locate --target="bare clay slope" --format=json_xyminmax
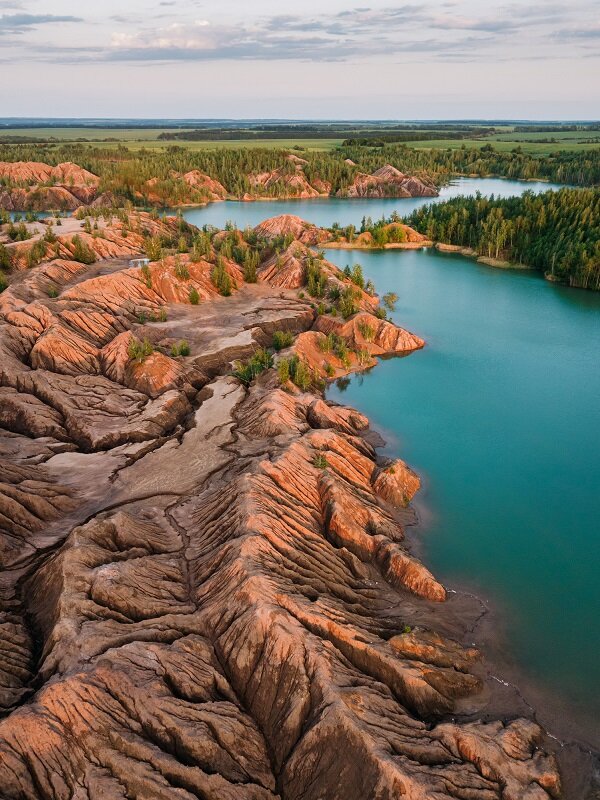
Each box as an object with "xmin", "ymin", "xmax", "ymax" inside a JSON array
[{"xmin": 0, "ymin": 211, "xmax": 562, "ymax": 799}]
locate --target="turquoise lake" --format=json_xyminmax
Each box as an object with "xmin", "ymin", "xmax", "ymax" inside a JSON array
[
  {"xmin": 178, "ymin": 176, "xmax": 560, "ymax": 229},
  {"xmin": 181, "ymin": 178, "xmax": 600, "ymax": 741}
]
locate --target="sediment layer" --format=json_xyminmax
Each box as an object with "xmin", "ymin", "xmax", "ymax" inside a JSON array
[{"xmin": 0, "ymin": 211, "xmax": 563, "ymax": 799}]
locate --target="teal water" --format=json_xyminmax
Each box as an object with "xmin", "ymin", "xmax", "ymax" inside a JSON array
[
  {"xmin": 179, "ymin": 177, "xmax": 562, "ymax": 230},
  {"xmin": 179, "ymin": 178, "xmax": 599, "ymax": 737},
  {"xmin": 326, "ymin": 249, "xmax": 600, "ymax": 730}
]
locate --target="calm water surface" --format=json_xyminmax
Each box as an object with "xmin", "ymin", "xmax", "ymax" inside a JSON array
[
  {"xmin": 180, "ymin": 176, "xmax": 561, "ymax": 229},
  {"xmin": 181, "ymin": 178, "xmax": 600, "ymax": 736},
  {"xmin": 327, "ymin": 250, "xmax": 600, "ymax": 731}
]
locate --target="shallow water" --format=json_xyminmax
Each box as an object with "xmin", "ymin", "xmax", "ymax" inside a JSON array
[{"xmin": 179, "ymin": 177, "xmax": 600, "ymax": 742}]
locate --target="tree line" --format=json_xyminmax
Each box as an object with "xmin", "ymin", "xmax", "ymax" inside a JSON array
[
  {"xmin": 404, "ymin": 188, "xmax": 600, "ymax": 290},
  {"xmin": 0, "ymin": 141, "xmax": 599, "ymax": 204}
]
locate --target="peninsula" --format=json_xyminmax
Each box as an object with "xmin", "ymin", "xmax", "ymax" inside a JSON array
[{"xmin": 0, "ymin": 207, "xmax": 569, "ymax": 799}]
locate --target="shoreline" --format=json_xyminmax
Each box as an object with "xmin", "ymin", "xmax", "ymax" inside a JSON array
[
  {"xmin": 324, "ymin": 370, "xmax": 600, "ymax": 800},
  {"xmin": 434, "ymin": 242, "xmax": 537, "ymax": 270},
  {"xmin": 321, "ymin": 240, "xmax": 433, "ymax": 251},
  {"xmin": 339, "ymin": 402, "xmax": 600, "ymax": 797},
  {"xmin": 1, "ymin": 207, "xmax": 594, "ymax": 797}
]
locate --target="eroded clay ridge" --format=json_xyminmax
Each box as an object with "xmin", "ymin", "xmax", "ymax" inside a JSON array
[
  {"xmin": 0, "ymin": 211, "xmax": 560, "ymax": 799},
  {"xmin": 0, "ymin": 158, "xmax": 437, "ymax": 210}
]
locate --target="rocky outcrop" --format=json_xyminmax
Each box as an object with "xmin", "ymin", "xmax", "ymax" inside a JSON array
[
  {"xmin": 314, "ymin": 311, "xmax": 425, "ymax": 355},
  {"xmin": 0, "ymin": 212, "xmax": 566, "ymax": 800},
  {"xmin": 142, "ymin": 170, "xmax": 228, "ymax": 205},
  {"xmin": 0, "ymin": 161, "xmax": 100, "ymax": 210},
  {"xmin": 0, "ymin": 159, "xmax": 438, "ymax": 211},
  {"xmin": 338, "ymin": 164, "xmax": 437, "ymax": 199},
  {"xmin": 6, "ymin": 210, "xmax": 184, "ymax": 272},
  {"xmin": 247, "ymin": 165, "xmax": 325, "ymax": 199},
  {"xmin": 374, "ymin": 459, "xmax": 421, "ymax": 507},
  {"xmin": 254, "ymin": 214, "xmax": 329, "ymax": 246}
]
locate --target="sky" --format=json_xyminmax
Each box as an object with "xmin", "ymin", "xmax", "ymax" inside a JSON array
[{"xmin": 0, "ymin": 0, "xmax": 599, "ymax": 119}]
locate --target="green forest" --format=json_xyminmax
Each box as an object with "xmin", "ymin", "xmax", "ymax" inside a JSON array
[
  {"xmin": 1, "ymin": 142, "xmax": 599, "ymax": 203},
  {"xmin": 404, "ymin": 188, "xmax": 600, "ymax": 290}
]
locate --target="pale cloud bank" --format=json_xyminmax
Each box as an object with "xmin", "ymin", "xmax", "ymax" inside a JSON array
[{"xmin": 0, "ymin": 0, "xmax": 598, "ymax": 117}]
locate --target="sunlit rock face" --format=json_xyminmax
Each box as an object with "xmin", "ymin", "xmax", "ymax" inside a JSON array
[{"xmin": 0, "ymin": 210, "xmax": 561, "ymax": 800}]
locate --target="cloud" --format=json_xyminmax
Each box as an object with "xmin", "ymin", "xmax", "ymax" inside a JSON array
[
  {"xmin": 96, "ymin": 6, "xmax": 491, "ymax": 64},
  {"xmin": 555, "ymin": 25, "xmax": 600, "ymax": 40},
  {"xmin": 0, "ymin": 12, "xmax": 82, "ymax": 35},
  {"xmin": 6, "ymin": 2, "xmax": 600, "ymax": 66}
]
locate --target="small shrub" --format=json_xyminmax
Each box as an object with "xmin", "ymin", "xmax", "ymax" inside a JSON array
[
  {"xmin": 402, "ymin": 625, "xmax": 412, "ymax": 635},
  {"xmin": 141, "ymin": 263, "xmax": 152, "ymax": 288},
  {"xmin": 313, "ymin": 453, "xmax": 328, "ymax": 470},
  {"xmin": 189, "ymin": 287, "xmax": 200, "ymax": 305},
  {"xmin": 171, "ymin": 340, "xmax": 190, "ymax": 357},
  {"xmin": 0, "ymin": 244, "xmax": 11, "ymax": 271},
  {"xmin": 43, "ymin": 225, "xmax": 57, "ymax": 244},
  {"xmin": 277, "ymin": 357, "xmax": 291, "ymax": 384},
  {"xmin": 71, "ymin": 235, "xmax": 96, "ymax": 264},
  {"xmin": 383, "ymin": 292, "xmax": 398, "ymax": 312},
  {"xmin": 128, "ymin": 337, "xmax": 154, "ymax": 362},
  {"xmin": 317, "ymin": 335, "xmax": 331, "ymax": 353},
  {"xmin": 357, "ymin": 320, "xmax": 375, "ymax": 341},
  {"xmin": 338, "ymin": 286, "xmax": 360, "ymax": 319},
  {"xmin": 174, "ymin": 259, "xmax": 190, "ymax": 280},
  {"xmin": 0, "ymin": 272, "xmax": 8, "ymax": 293},
  {"xmin": 144, "ymin": 236, "xmax": 163, "ymax": 261},
  {"xmin": 332, "ymin": 335, "xmax": 348, "ymax": 361},
  {"xmin": 8, "ymin": 222, "xmax": 31, "ymax": 242},
  {"xmin": 26, "ymin": 240, "xmax": 47, "ymax": 269},
  {"xmin": 47, "ymin": 285, "xmax": 58, "ymax": 298},
  {"xmin": 350, "ymin": 263, "xmax": 365, "ymax": 288},
  {"xmin": 306, "ymin": 258, "xmax": 327, "ymax": 297},
  {"xmin": 374, "ymin": 306, "xmax": 388, "ymax": 320},
  {"xmin": 298, "ymin": 291, "xmax": 305, "ymax": 299},
  {"xmin": 211, "ymin": 257, "xmax": 232, "ymax": 296},
  {"xmin": 192, "ymin": 232, "xmax": 211, "ymax": 261},
  {"xmin": 243, "ymin": 249, "xmax": 259, "ymax": 283},
  {"xmin": 356, "ymin": 348, "xmax": 371, "ymax": 366},
  {"xmin": 272, "ymin": 330, "xmax": 294, "ymax": 351},
  {"xmin": 324, "ymin": 361, "xmax": 335, "ymax": 377},
  {"xmin": 232, "ymin": 347, "xmax": 273, "ymax": 385},
  {"xmin": 291, "ymin": 358, "xmax": 311, "ymax": 391}
]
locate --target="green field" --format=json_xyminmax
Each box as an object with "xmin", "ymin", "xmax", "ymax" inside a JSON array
[
  {"xmin": 1, "ymin": 124, "xmax": 599, "ymax": 156},
  {"xmin": 97, "ymin": 137, "xmax": 343, "ymax": 152},
  {"xmin": 0, "ymin": 128, "xmax": 341, "ymax": 152},
  {"xmin": 491, "ymin": 129, "xmax": 600, "ymax": 142},
  {"xmin": 403, "ymin": 136, "xmax": 600, "ymax": 155},
  {"xmin": 0, "ymin": 127, "xmax": 181, "ymax": 141}
]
